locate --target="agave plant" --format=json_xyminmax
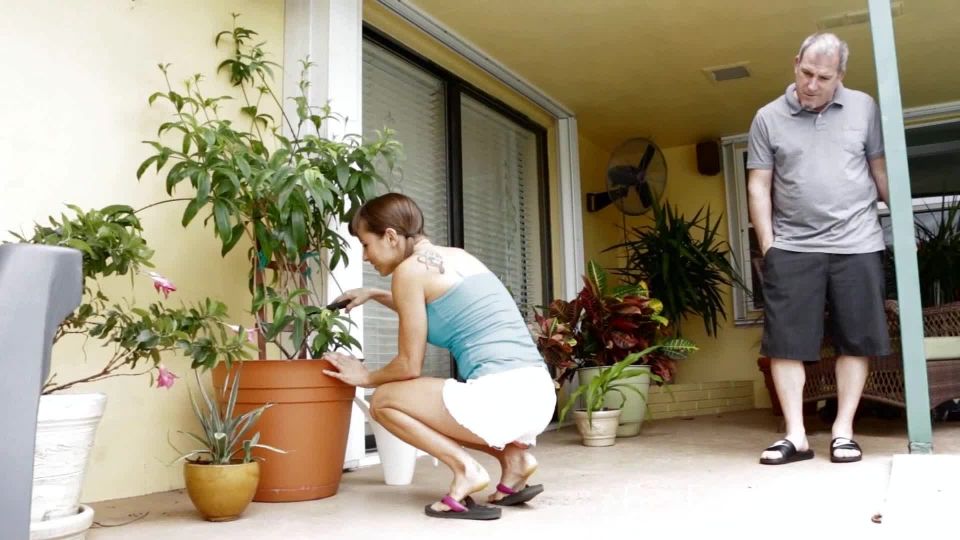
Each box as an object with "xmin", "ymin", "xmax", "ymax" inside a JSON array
[
  {"xmin": 173, "ymin": 368, "xmax": 284, "ymax": 465},
  {"xmin": 559, "ymin": 338, "xmax": 698, "ymax": 425}
]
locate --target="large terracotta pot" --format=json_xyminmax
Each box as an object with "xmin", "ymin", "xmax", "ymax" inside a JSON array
[
  {"xmin": 212, "ymin": 360, "xmax": 354, "ymax": 502},
  {"xmin": 184, "ymin": 461, "xmax": 259, "ymax": 521}
]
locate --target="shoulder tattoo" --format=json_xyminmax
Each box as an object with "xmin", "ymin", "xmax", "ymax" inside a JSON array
[{"xmin": 416, "ymin": 250, "xmax": 445, "ymax": 274}]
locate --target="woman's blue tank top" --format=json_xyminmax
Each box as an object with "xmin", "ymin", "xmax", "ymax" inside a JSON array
[{"xmin": 425, "ymin": 272, "xmax": 544, "ymax": 380}]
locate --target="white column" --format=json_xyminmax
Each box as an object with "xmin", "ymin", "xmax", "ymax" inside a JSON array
[
  {"xmin": 283, "ymin": 0, "xmax": 366, "ymax": 469},
  {"xmin": 557, "ymin": 117, "xmax": 585, "ymax": 300}
]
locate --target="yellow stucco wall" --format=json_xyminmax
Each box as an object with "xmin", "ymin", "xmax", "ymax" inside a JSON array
[
  {"xmin": 579, "ymin": 140, "xmax": 769, "ymax": 406},
  {"xmin": 578, "ymin": 133, "xmax": 622, "ymax": 271},
  {"xmin": 657, "ymin": 145, "xmax": 766, "ymax": 403},
  {"xmin": 0, "ymin": 1, "xmax": 284, "ymax": 502}
]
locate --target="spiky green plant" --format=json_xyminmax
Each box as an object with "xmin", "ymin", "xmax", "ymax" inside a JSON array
[
  {"xmin": 173, "ymin": 368, "xmax": 284, "ymax": 464},
  {"xmin": 559, "ymin": 338, "xmax": 697, "ymax": 425},
  {"xmin": 608, "ymin": 200, "xmax": 745, "ymax": 337}
]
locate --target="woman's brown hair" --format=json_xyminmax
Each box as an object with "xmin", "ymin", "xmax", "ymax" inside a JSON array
[{"xmin": 348, "ymin": 193, "xmax": 425, "ymax": 239}]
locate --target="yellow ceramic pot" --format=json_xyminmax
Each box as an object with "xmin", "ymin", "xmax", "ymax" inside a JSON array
[{"xmin": 184, "ymin": 461, "xmax": 260, "ymax": 522}]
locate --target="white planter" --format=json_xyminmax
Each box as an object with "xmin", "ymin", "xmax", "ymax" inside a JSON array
[
  {"xmin": 30, "ymin": 504, "xmax": 94, "ymax": 540},
  {"xmin": 354, "ymin": 397, "xmax": 417, "ymax": 485},
  {"xmin": 572, "ymin": 409, "xmax": 621, "ymax": 447},
  {"xmin": 370, "ymin": 421, "xmax": 418, "ymax": 485},
  {"xmin": 578, "ymin": 365, "xmax": 652, "ymax": 437},
  {"xmin": 31, "ymin": 393, "xmax": 106, "ymax": 525}
]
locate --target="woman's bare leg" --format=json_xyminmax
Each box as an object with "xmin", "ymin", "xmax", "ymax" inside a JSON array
[
  {"xmin": 369, "ymin": 378, "xmax": 491, "ymax": 511},
  {"xmin": 462, "ymin": 442, "xmax": 539, "ymax": 502}
]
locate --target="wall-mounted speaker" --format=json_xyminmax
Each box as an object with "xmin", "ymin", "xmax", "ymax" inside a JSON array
[{"xmin": 696, "ymin": 140, "xmax": 721, "ymax": 176}]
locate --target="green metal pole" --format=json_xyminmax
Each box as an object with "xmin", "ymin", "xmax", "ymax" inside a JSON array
[{"xmin": 868, "ymin": 0, "xmax": 933, "ymax": 453}]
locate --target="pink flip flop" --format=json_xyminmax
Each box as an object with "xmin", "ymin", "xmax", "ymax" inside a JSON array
[
  {"xmin": 424, "ymin": 495, "xmax": 501, "ymax": 520},
  {"xmin": 491, "ymin": 483, "xmax": 544, "ymax": 506}
]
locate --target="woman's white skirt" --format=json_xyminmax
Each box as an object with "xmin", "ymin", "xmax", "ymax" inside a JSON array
[{"xmin": 442, "ymin": 366, "xmax": 556, "ymax": 449}]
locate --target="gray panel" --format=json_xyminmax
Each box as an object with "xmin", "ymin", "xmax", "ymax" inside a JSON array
[{"xmin": 0, "ymin": 244, "xmax": 82, "ymax": 538}]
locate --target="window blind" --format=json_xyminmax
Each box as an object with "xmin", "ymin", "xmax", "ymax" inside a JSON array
[
  {"xmin": 460, "ymin": 94, "xmax": 544, "ymax": 319},
  {"xmin": 361, "ymin": 41, "xmax": 450, "ymax": 378}
]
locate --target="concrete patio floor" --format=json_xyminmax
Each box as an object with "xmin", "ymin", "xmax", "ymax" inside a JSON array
[{"xmin": 88, "ymin": 409, "xmax": 960, "ymax": 539}]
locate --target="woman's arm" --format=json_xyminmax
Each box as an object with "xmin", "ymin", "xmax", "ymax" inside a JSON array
[
  {"xmin": 366, "ymin": 288, "xmax": 397, "ymax": 311},
  {"xmin": 323, "ymin": 265, "xmax": 427, "ymax": 388},
  {"xmin": 334, "ymin": 287, "xmax": 397, "ymax": 312},
  {"xmin": 364, "ymin": 265, "xmax": 427, "ymax": 386}
]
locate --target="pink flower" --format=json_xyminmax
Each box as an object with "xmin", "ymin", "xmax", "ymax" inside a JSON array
[
  {"xmin": 226, "ymin": 324, "xmax": 258, "ymax": 344},
  {"xmin": 147, "ymin": 272, "xmax": 177, "ymax": 299},
  {"xmin": 156, "ymin": 365, "xmax": 178, "ymax": 389}
]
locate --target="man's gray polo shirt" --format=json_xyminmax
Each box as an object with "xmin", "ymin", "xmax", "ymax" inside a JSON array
[{"xmin": 747, "ymin": 83, "xmax": 885, "ymax": 254}]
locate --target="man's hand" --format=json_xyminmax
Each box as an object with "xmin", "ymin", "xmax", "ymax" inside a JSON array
[{"xmin": 322, "ymin": 352, "xmax": 371, "ymax": 387}]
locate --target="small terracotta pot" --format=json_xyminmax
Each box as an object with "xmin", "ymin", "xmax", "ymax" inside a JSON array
[{"xmin": 184, "ymin": 461, "xmax": 259, "ymax": 522}]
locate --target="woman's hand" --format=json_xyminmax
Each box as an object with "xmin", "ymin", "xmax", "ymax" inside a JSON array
[
  {"xmin": 322, "ymin": 352, "xmax": 371, "ymax": 387},
  {"xmin": 332, "ymin": 288, "xmax": 375, "ymax": 313}
]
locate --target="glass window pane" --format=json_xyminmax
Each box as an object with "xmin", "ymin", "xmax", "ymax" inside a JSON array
[
  {"xmin": 460, "ymin": 94, "xmax": 544, "ymax": 319},
  {"xmin": 362, "ymin": 41, "xmax": 450, "ymax": 379}
]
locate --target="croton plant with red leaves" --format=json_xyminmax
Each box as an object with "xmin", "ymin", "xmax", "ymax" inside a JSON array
[{"xmin": 532, "ymin": 261, "xmax": 690, "ymax": 386}]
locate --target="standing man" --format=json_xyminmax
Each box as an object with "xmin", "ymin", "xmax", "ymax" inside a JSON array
[{"xmin": 748, "ymin": 32, "xmax": 891, "ymax": 465}]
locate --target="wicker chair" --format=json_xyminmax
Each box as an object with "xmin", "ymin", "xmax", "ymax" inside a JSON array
[{"xmin": 801, "ymin": 301, "xmax": 960, "ymax": 409}]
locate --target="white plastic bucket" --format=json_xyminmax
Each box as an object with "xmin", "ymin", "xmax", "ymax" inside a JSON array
[{"xmin": 354, "ymin": 397, "xmax": 418, "ymax": 485}]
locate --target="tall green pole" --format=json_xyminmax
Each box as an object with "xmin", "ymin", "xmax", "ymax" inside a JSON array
[{"xmin": 868, "ymin": 0, "xmax": 933, "ymax": 453}]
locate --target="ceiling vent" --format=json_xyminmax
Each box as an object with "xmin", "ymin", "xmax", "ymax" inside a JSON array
[
  {"xmin": 702, "ymin": 62, "xmax": 751, "ymax": 83},
  {"xmin": 818, "ymin": 1, "xmax": 903, "ymax": 30}
]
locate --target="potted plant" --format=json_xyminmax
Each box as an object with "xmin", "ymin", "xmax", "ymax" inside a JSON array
[
  {"xmin": 139, "ymin": 18, "xmax": 401, "ymax": 501},
  {"xmin": 559, "ymin": 339, "xmax": 697, "ymax": 447},
  {"xmin": 886, "ymin": 197, "xmax": 960, "ymax": 307},
  {"xmin": 532, "ymin": 260, "xmax": 692, "ymax": 436},
  {"xmin": 9, "ymin": 204, "xmax": 248, "ymax": 539},
  {"xmin": 173, "ymin": 367, "xmax": 283, "ymax": 522},
  {"xmin": 607, "ymin": 199, "xmax": 745, "ymax": 337}
]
